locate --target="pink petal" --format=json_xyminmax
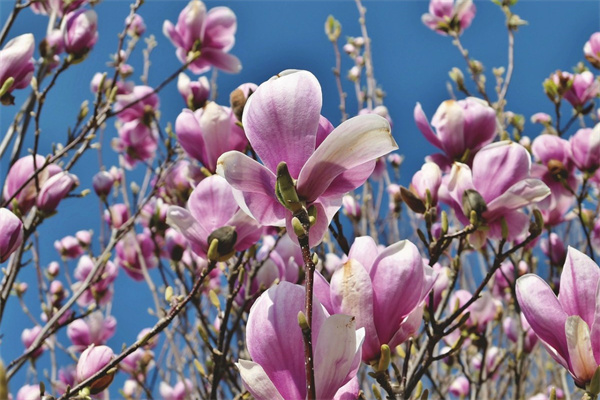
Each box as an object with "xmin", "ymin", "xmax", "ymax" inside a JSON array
[
  {"xmin": 200, "ymin": 48, "xmax": 242, "ymax": 74},
  {"xmin": 187, "ymin": 175, "xmax": 238, "ymax": 233},
  {"xmin": 285, "ymin": 198, "xmax": 341, "ymax": 248},
  {"xmin": 414, "ymin": 102, "xmax": 442, "ymax": 149},
  {"xmin": 348, "ymin": 236, "xmax": 379, "ymax": 273},
  {"xmin": 314, "ymin": 315, "xmax": 362, "ymax": 400},
  {"xmin": 166, "ymin": 206, "xmax": 209, "ymax": 257},
  {"xmin": 237, "ymin": 360, "xmax": 284, "ymax": 400},
  {"xmin": 590, "ymin": 280, "xmax": 600, "ymax": 364},
  {"xmin": 484, "ymin": 178, "xmax": 550, "ymax": 219},
  {"xmin": 175, "ymin": 109, "xmax": 208, "ymax": 167},
  {"xmin": 472, "ymin": 141, "xmax": 531, "ymax": 203},
  {"xmin": 216, "ymin": 151, "xmax": 286, "ymax": 226},
  {"xmin": 559, "ymin": 247, "xmax": 600, "ymax": 328},
  {"xmin": 226, "ymin": 209, "xmax": 262, "ymax": 251},
  {"xmin": 297, "ymin": 114, "xmax": 396, "ymax": 202},
  {"xmin": 565, "ymin": 315, "xmax": 598, "ymax": 384},
  {"xmin": 162, "ymin": 20, "xmax": 185, "ymax": 50},
  {"xmin": 330, "ymin": 260, "xmax": 380, "ymax": 362},
  {"xmin": 313, "ymin": 270, "xmax": 333, "ymax": 314},
  {"xmin": 516, "ymin": 274, "xmax": 569, "ymax": 362},
  {"xmin": 431, "ymin": 100, "xmax": 466, "ymax": 158},
  {"xmin": 242, "ymin": 70, "xmax": 321, "ymax": 177},
  {"xmin": 203, "ymin": 6, "xmax": 237, "ymax": 51},
  {"xmin": 370, "ymin": 240, "xmax": 425, "ymax": 344}
]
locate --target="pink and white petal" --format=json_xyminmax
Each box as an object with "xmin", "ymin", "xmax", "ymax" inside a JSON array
[
  {"xmin": 315, "ymin": 115, "xmax": 335, "ymax": 148},
  {"xmin": 178, "ymin": 0, "xmax": 206, "ymax": 49},
  {"xmin": 516, "ymin": 274, "xmax": 569, "ymax": 360},
  {"xmin": 285, "ymin": 198, "xmax": 341, "ymax": 248},
  {"xmin": 431, "ymin": 100, "xmax": 466, "ymax": 159},
  {"xmin": 387, "ymin": 303, "xmax": 425, "ymax": 350},
  {"xmin": 370, "ymin": 240, "xmax": 425, "ymax": 344},
  {"xmin": 314, "ymin": 314, "xmax": 360, "ymax": 400},
  {"xmin": 162, "ymin": 21, "xmax": 185, "ymax": 49},
  {"xmin": 297, "ymin": 114, "xmax": 395, "ymax": 202},
  {"xmin": 200, "ymin": 49, "xmax": 241, "ymax": 74},
  {"xmin": 558, "ymin": 247, "xmax": 600, "ymax": 328},
  {"xmin": 187, "ymin": 175, "xmax": 238, "ymax": 233},
  {"xmin": 243, "ymin": 70, "xmax": 321, "ymax": 177},
  {"xmin": 188, "ymin": 57, "xmax": 211, "ymax": 75},
  {"xmin": 245, "ymin": 282, "xmax": 309, "ymax": 400},
  {"xmin": 203, "ymin": 6, "xmax": 237, "ymax": 51},
  {"xmin": 472, "ymin": 141, "xmax": 531, "ymax": 203},
  {"xmin": 319, "ymin": 160, "xmax": 376, "ymax": 201},
  {"xmin": 590, "ymin": 280, "xmax": 600, "ymax": 364},
  {"xmin": 227, "ymin": 209, "xmax": 262, "ymax": 251},
  {"xmin": 313, "ymin": 270, "xmax": 334, "ymax": 314},
  {"xmin": 175, "ymin": 109, "xmax": 207, "ymax": 165},
  {"xmin": 333, "ymin": 377, "xmax": 360, "ymax": 400},
  {"xmin": 444, "ymin": 162, "xmax": 474, "ymax": 209},
  {"xmin": 166, "ymin": 206, "xmax": 209, "ymax": 257},
  {"xmin": 217, "ymin": 151, "xmax": 286, "ymax": 226},
  {"xmin": 414, "ymin": 103, "xmax": 442, "ymax": 149},
  {"xmin": 486, "ymin": 210, "xmax": 529, "ymax": 243},
  {"xmin": 197, "ymin": 103, "xmax": 233, "ymax": 172},
  {"xmin": 485, "ymin": 179, "xmax": 550, "ymax": 219},
  {"xmin": 330, "ymin": 260, "xmax": 380, "ymax": 363},
  {"xmin": 236, "ymin": 360, "xmax": 284, "ymax": 400},
  {"xmin": 348, "ymin": 236, "xmax": 380, "ymax": 273},
  {"xmin": 565, "ymin": 315, "xmax": 598, "ymax": 384}
]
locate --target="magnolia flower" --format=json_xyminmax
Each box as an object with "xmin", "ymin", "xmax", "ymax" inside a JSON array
[
  {"xmin": 125, "ymin": 14, "xmax": 146, "ymax": 37},
  {"xmin": 585, "ymin": 32, "xmax": 600, "ymax": 69},
  {"xmin": 67, "ymin": 312, "xmax": 117, "ymax": 352},
  {"xmin": 315, "ymin": 236, "xmax": 436, "ymax": 363},
  {"xmin": 177, "ymin": 73, "xmax": 210, "ymax": 110},
  {"xmin": 0, "ymin": 208, "xmax": 23, "ymax": 262},
  {"xmin": 237, "ymin": 281, "xmax": 364, "ymax": 399},
  {"xmin": 163, "ymin": 0, "xmax": 241, "ymax": 74},
  {"xmin": 0, "ymin": 33, "xmax": 35, "ymax": 105},
  {"xmin": 414, "ymin": 98, "xmax": 497, "ymax": 169},
  {"xmin": 73, "ymin": 255, "xmax": 118, "ymax": 306},
  {"xmin": 160, "ymin": 379, "xmax": 193, "ymax": 400},
  {"xmin": 554, "ymin": 71, "xmax": 600, "ymax": 110},
  {"xmin": 175, "ymin": 102, "xmax": 247, "ymax": 173},
  {"xmin": 444, "ymin": 141, "xmax": 550, "ymax": 246},
  {"xmin": 36, "ymin": 171, "xmax": 79, "ymax": 212},
  {"xmin": 115, "ymin": 230, "xmax": 158, "ymax": 281},
  {"xmin": 570, "ymin": 124, "xmax": 600, "ymax": 173},
  {"xmin": 217, "ymin": 70, "xmax": 396, "ymax": 247},
  {"xmin": 167, "ymin": 175, "xmax": 261, "ymax": 260},
  {"xmin": 517, "ymin": 247, "xmax": 600, "ymax": 387},
  {"xmin": 422, "ymin": 0, "xmax": 476, "ymax": 36},
  {"xmin": 61, "ymin": 9, "xmax": 98, "ymax": 58},
  {"xmin": 76, "ymin": 345, "xmax": 115, "ymax": 394}
]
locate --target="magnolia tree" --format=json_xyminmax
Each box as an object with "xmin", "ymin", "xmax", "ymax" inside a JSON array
[{"xmin": 1, "ymin": 0, "xmax": 600, "ymax": 399}]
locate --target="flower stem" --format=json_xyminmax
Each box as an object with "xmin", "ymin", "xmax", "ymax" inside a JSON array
[{"xmin": 296, "ymin": 208, "xmax": 317, "ymax": 400}]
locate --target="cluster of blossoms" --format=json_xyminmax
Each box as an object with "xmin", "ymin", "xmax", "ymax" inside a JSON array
[{"xmin": 2, "ymin": 0, "xmax": 600, "ymax": 399}]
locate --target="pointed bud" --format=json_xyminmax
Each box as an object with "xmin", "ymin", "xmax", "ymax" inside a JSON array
[
  {"xmin": 462, "ymin": 189, "xmax": 487, "ymax": 220},
  {"xmin": 275, "ymin": 162, "xmax": 302, "ymax": 213},
  {"xmin": 207, "ymin": 226, "xmax": 237, "ymax": 261},
  {"xmin": 400, "ymin": 186, "xmax": 426, "ymax": 214}
]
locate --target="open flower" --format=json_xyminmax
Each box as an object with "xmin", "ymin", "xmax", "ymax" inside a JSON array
[
  {"xmin": 237, "ymin": 281, "xmax": 364, "ymax": 400},
  {"xmin": 163, "ymin": 0, "xmax": 241, "ymax": 74},
  {"xmin": 315, "ymin": 236, "xmax": 436, "ymax": 363},
  {"xmin": 422, "ymin": 0, "xmax": 476, "ymax": 36},
  {"xmin": 0, "ymin": 33, "xmax": 35, "ymax": 105},
  {"xmin": 517, "ymin": 247, "xmax": 600, "ymax": 387},
  {"xmin": 444, "ymin": 141, "xmax": 550, "ymax": 245},
  {"xmin": 167, "ymin": 175, "xmax": 261, "ymax": 260},
  {"xmin": 0, "ymin": 208, "xmax": 23, "ymax": 262},
  {"xmin": 414, "ymin": 98, "xmax": 497, "ymax": 169},
  {"xmin": 217, "ymin": 70, "xmax": 396, "ymax": 247}
]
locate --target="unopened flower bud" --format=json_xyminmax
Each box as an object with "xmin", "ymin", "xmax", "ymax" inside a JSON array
[
  {"xmin": 76, "ymin": 345, "xmax": 115, "ymax": 394},
  {"xmin": 462, "ymin": 189, "xmax": 487, "ymax": 221},
  {"xmin": 0, "ymin": 208, "xmax": 23, "ymax": 263},
  {"xmin": 207, "ymin": 226, "xmax": 237, "ymax": 261}
]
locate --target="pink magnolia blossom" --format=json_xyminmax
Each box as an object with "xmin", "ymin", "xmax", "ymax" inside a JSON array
[
  {"xmin": 115, "ymin": 230, "xmax": 158, "ymax": 281},
  {"xmin": 177, "ymin": 73, "xmax": 210, "ymax": 110},
  {"xmin": 0, "ymin": 34, "xmax": 35, "ymax": 104},
  {"xmin": 422, "ymin": 0, "xmax": 476, "ymax": 36},
  {"xmin": 217, "ymin": 70, "xmax": 396, "ymax": 247},
  {"xmin": 503, "ymin": 313, "xmax": 538, "ymax": 353},
  {"xmin": 410, "ymin": 161, "xmax": 442, "ymax": 206},
  {"xmin": 585, "ymin": 32, "xmax": 600, "ymax": 69},
  {"xmin": 517, "ymin": 247, "xmax": 600, "ymax": 387},
  {"xmin": 36, "ymin": 171, "xmax": 79, "ymax": 212},
  {"xmin": 159, "ymin": 379, "xmax": 193, "ymax": 400},
  {"xmin": 342, "ymin": 194, "xmax": 361, "ymax": 220},
  {"xmin": 163, "ymin": 0, "xmax": 241, "ymax": 74},
  {"xmin": 0, "ymin": 208, "xmax": 23, "ymax": 262},
  {"xmin": 530, "ymin": 134, "xmax": 576, "ymax": 226},
  {"xmin": 16, "ymin": 385, "xmax": 40, "ymax": 400},
  {"xmin": 22, "ymin": 325, "xmax": 45, "ymax": 358},
  {"xmin": 61, "ymin": 9, "xmax": 98, "ymax": 58},
  {"xmin": 125, "ymin": 14, "xmax": 146, "ymax": 37},
  {"xmin": 3, "ymin": 155, "xmax": 50, "ymax": 214},
  {"xmin": 570, "ymin": 125, "xmax": 600, "ymax": 173},
  {"xmin": 414, "ymin": 98, "xmax": 497, "ymax": 169},
  {"xmin": 449, "ymin": 376, "xmax": 470, "ymax": 398},
  {"xmin": 175, "ymin": 102, "xmax": 247, "ymax": 173},
  {"xmin": 73, "ymin": 255, "xmax": 118, "ymax": 306},
  {"xmin": 167, "ymin": 175, "xmax": 261, "ymax": 259},
  {"xmin": 104, "ymin": 203, "xmax": 129, "ymax": 229},
  {"xmin": 30, "ymin": 0, "xmax": 88, "ymax": 16},
  {"xmin": 114, "ymin": 85, "xmax": 159, "ymax": 123},
  {"xmin": 67, "ymin": 311, "xmax": 117, "ymax": 352},
  {"xmin": 540, "ymin": 232, "xmax": 567, "ymax": 266},
  {"xmin": 236, "ymin": 281, "xmax": 364, "ymax": 400},
  {"xmin": 112, "ymin": 120, "xmax": 158, "ymax": 169},
  {"xmin": 76, "ymin": 345, "xmax": 115, "ymax": 394},
  {"xmin": 315, "ymin": 236, "xmax": 436, "ymax": 363},
  {"xmin": 554, "ymin": 71, "xmax": 600, "ymax": 110},
  {"xmin": 162, "ymin": 160, "xmax": 205, "ymax": 205},
  {"xmin": 444, "ymin": 141, "xmax": 550, "ymax": 245},
  {"xmin": 92, "ymin": 171, "xmax": 114, "ymax": 198}
]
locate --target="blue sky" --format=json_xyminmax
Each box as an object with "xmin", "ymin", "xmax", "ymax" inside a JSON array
[{"xmin": 1, "ymin": 0, "xmax": 599, "ymax": 395}]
